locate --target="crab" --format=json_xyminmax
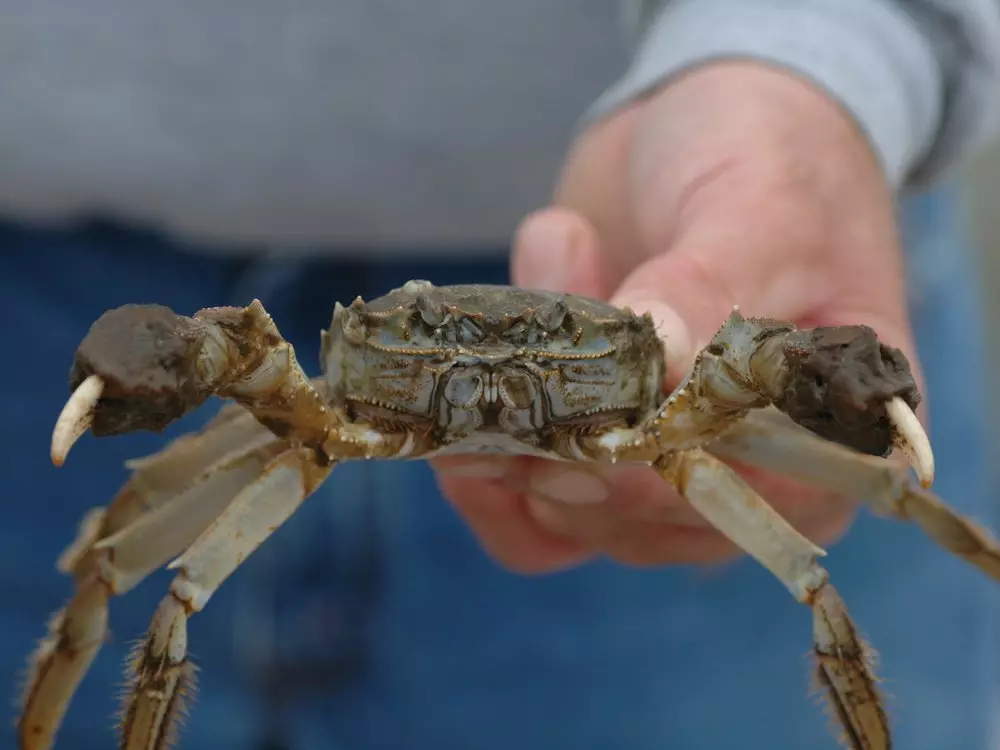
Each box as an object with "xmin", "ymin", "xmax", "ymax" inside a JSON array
[{"xmin": 16, "ymin": 280, "xmax": 1000, "ymax": 750}]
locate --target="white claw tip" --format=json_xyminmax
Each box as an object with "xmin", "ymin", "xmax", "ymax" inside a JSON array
[
  {"xmin": 886, "ymin": 396, "xmax": 935, "ymax": 488},
  {"xmin": 51, "ymin": 374, "xmax": 104, "ymax": 466}
]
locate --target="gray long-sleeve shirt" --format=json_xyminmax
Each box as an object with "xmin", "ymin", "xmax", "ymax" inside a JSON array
[{"xmin": 0, "ymin": 1, "xmax": 997, "ymax": 253}]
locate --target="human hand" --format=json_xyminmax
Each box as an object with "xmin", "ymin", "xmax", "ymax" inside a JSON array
[{"xmin": 433, "ymin": 62, "xmax": 924, "ymax": 573}]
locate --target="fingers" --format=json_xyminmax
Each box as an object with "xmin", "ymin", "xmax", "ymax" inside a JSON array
[
  {"xmin": 438, "ymin": 453, "xmax": 856, "ymax": 571},
  {"xmin": 527, "ymin": 494, "xmax": 852, "ymax": 567},
  {"xmin": 434, "ymin": 458, "xmax": 593, "ymax": 574},
  {"xmin": 509, "ymin": 206, "xmax": 614, "ymax": 299},
  {"xmin": 526, "ymin": 494, "xmax": 740, "ymax": 566},
  {"xmin": 430, "ymin": 207, "xmax": 615, "ymax": 567},
  {"xmin": 528, "ymin": 460, "xmax": 855, "ymax": 561},
  {"xmin": 510, "ymin": 209, "xmax": 700, "ymax": 389}
]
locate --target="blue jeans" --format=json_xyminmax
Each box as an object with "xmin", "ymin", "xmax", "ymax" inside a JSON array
[{"xmin": 2, "ymin": 186, "xmax": 998, "ymax": 750}]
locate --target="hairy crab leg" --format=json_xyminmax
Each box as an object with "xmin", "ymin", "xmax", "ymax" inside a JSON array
[
  {"xmin": 36, "ymin": 297, "xmax": 402, "ymax": 750},
  {"xmin": 51, "ymin": 300, "xmax": 342, "ymax": 465},
  {"xmin": 118, "ymin": 446, "xmax": 334, "ymax": 750},
  {"xmin": 18, "ymin": 434, "xmax": 288, "ymax": 750},
  {"xmin": 112, "ymin": 420, "xmax": 405, "ymax": 750},
  {"xmin": 18, "ymin": 578, "xmax": 107, "ymax": 750},
  {"xmin": 58, "ymin": 403, "xmax": 273, "ymax": 580},
  {"xmin": 607, "ymin": 308, "xmax": 933, "ymax": 486},
  {"xmin": 583, "ymin": 312, "xmax": 978, "ymax": 749},
  {"xmin": 655, "ymin": 448, "xmax": 890, "ymax": 750},
  {"xmin": 708, "ymin": 409, "xmax": 1000, "ymax": 581}
]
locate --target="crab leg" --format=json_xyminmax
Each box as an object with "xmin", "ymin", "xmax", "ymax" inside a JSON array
[
  {"xmin": 657, "ymin": 448, "xmax": 890, "ymax": 750},
  {"xmin": 52, "ymin": 300, "xmax": 342, "ymax": 465},
  {"xmin": 19, "ymin": 417, "xmax": 284, "ymax": 750},
  {"xmin": 18, "ymin": 577, "xmax": 108, "ymax": 750},
  {"xmin": 96, "ymin": 440, "xmax": 289, "ymax": 594},
  {"xmin": 627, "ymin": 309, "xmax": 932, "ymax": 486},
  {"xmin": 118, "ymin": 446, "xmax": 334, "ymax": 750},
  {"xmin": 708, "ymin": 409, "xmax": 1000, "ymax": 581},
  {"xmin": 58, "ymin": 403, "xmax": 273, "ymax": 580},
  {"xmin": 39, "ymin": 297, "xmax": 395, "ymax": 748}
]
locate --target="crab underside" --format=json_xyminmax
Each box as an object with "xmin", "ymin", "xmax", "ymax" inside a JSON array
[{"xmin": 16, "ymin": 280, "xmax": 1000, "ymax": 750}]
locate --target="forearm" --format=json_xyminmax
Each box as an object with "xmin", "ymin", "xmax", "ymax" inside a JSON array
[{"xmin": 597, "ymin": 0, "xmax": 1000, "ymax": 190}]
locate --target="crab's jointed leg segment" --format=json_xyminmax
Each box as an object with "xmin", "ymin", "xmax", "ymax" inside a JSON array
[
  {"xmin": 710, "ymin": 410, "xmax": 1000, "ymax": 581},
  {"xmin": 619, "ymin": 309, "xmax": 933, "ymax": 486},
  {"xmin": 19, "ymin": 407, "xmax": 281, "ymax": 750},
  {"xmin": 811, "ymin": 584, "xmax": 888, "ymax": 750},
  {"xmin": 655, "ymin": 448, "xmax": 890, "ymax": 750},
  {"xmin": 119, "ymin": 447, "xmax": 334, "ymax": 750},
  {"xmin": 59, "ymin": 404, "xmax": 276, "ymax": 581},
  {"xmin": 35, "ymin": 296, "xmax": 405, "ymax": 750},
  {"xmin": 18, "ymin": 578, "xmax": 109, "ymax": 750},
  {"xmin": 97, "ymin": 440, "xmax": 291, "ymax": 595},
  {"xmin": 52, "ymin": 300, "xmax": 343, "ymax": 465}
]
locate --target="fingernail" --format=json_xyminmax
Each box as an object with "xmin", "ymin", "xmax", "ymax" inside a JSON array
[
  {"xmin": 436, "ymin": 460, "xmax": 510, "ymax": 479},
  {"xmin": 613, "ymin": 296, "xmax": 695, "ymax": 370},
  {"xmin": 514, "ymin": 213, "xmax": 580, "ymax": 292},
  {"xmin": 525, "ymin": 495, "xmax": 572, "ymax": 535},
  {"xmin": 529, "ymin": 469, "xmax": 609, "ymax": 505}
]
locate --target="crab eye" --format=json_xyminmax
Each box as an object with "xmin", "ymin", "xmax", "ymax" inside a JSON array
[
  {"xmin": 456, "ymin": 317, "xmax": 485, "ymax": 345},
  {"xmin": 534, "ymin": 299, "xmax": 568, "ymax": 332},
  {"xmin": 335, "ymin": 301, "xmax": 368, "ymax": 345},
  {"xmin": 415, "ymin": 294, "xmax": 447, "ymax": 328},
  {"xmin": 503, "ymin": 320, "xmax": 532, "ymax": 345}
]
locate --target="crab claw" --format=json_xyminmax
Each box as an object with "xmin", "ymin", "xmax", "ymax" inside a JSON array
[
  {"xmin": 886, "ymin": 396, "xmax": 935, "ymax": 488},
  {"xmin": 51, "ymin": 374, "xmax": 104, "ymax": 466}
]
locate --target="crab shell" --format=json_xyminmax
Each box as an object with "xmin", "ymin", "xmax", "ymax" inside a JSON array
[{"xmin": 321, "ymin": 280, "xmax": 665, "ymax": 458}]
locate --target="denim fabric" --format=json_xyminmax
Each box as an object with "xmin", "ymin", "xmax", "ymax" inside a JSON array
[{"xmin": 1, "ymin": 187, "xmax": 997, "ymax": 750}]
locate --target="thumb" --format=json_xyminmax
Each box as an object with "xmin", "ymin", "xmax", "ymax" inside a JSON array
[
  {"xmin": 510, "ymin": 207, "xmax": 708, "ymax": 390},
  {"xmin": 510, "ymin": 208, "xmax": 616, "ymax": 300},
  {"xmin": 608, "ymin": 201, "xmax": 825, "ymax": 388}
]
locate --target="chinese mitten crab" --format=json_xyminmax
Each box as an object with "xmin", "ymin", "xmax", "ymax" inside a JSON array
[{"xmin": 18, "ymin": 280, "xmax": 1000, "ymax": 750}]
